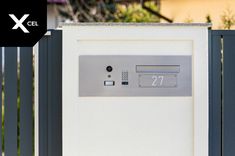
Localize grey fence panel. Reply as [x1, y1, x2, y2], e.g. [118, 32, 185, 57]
[4, 47, 18, 156]
[210, 31, 222, 156]
[0, 31, 60, 156]
[20, 47, 33, 156]
[223, 34, 235, 156]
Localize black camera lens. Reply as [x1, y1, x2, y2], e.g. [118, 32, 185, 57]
[106, 66, 113, 72]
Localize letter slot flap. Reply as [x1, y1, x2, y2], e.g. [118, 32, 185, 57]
[136, 65, 180, 73]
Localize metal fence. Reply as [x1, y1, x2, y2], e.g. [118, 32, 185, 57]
[210, 30, 235, 156]
[0, 29, 234, 156]
[0, 47, 33, 156]
[0, 30, 62, 156]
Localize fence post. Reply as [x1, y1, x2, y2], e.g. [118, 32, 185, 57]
[210, 31, 222, 156]
[222, 32, 235, 156]
[39, 34, 49, 156]
[38, 30, 62, 156]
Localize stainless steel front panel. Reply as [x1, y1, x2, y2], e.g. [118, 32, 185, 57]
[79, 55, 192, 96]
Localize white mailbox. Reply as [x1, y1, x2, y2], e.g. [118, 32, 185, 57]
[62, 23, 209, 156]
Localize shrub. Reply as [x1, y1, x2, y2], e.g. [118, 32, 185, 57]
[221, 8, 235, 29]
[113, 1, 160, 22]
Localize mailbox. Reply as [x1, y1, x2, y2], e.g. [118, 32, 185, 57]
[62, 23, 209, 156]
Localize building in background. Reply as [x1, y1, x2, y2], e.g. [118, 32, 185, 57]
[47, 0, 67, 29]
[161, 0, 235, 29]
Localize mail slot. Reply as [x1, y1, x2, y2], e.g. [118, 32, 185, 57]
[62, 23, 209, 156]
[136, 65, 180, 73]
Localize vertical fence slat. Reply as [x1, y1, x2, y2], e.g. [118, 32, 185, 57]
[39, 37, 48, 156]
[0, 47, 2, 156]
[20, 47, 33, 156]
[4, 47, 17, 156]
[47, 30, 62, 156]
[209, 32, 222, 156]
[223, 35, 235, 156]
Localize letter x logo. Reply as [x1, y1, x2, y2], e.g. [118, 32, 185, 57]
[9, 14, 30, 33]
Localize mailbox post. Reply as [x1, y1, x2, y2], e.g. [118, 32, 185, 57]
[62, 23, 209, 156]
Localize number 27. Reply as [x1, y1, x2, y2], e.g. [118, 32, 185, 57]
[152, 75, 164, 87]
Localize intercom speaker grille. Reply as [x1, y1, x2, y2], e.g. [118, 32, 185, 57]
[122, 71, 128, 81]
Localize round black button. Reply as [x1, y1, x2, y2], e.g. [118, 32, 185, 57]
[106, 66, 113, 72]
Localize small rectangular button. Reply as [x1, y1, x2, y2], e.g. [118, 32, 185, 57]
[122, 82, 128, 85]
[104, 81, 115, 86]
